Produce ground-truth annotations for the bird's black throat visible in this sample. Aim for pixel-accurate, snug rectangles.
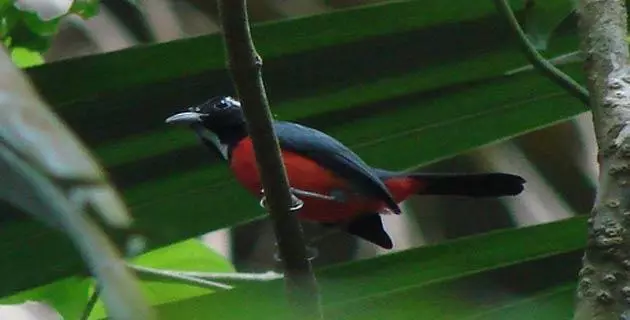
[212,124,248,148]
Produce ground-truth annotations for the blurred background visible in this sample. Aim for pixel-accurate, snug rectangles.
[41,0,595,273]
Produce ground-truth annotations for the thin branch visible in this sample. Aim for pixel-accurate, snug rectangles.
[129,264,233,289]
[135,268,284,282]
[573,1,630,319]
[216,1,323,319]
[504,50,583,76]
[493,0,590,105]
[81,268,278,320]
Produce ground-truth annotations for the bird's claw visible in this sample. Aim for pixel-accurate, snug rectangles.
[258,188,304,211]
[259,187,346,210]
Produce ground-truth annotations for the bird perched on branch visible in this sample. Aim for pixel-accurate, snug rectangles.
[166,96,525,249]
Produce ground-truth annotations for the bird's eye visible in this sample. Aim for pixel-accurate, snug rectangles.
[216,101,230,109]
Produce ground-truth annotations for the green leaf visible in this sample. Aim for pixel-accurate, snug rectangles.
[5,19,53,51]
[2,0,99,51]
[1,0,585,298]
[69,0,100,19]
[20,11,61,36]
[0,5,19,39]
[467,284,574,320]
[154,217,585,319]
[1,5,55,51]
[25,0,529,104]
[524,0,574,50]
[0,277,90,319]
[88,238,234,319]
[11,47,44,67]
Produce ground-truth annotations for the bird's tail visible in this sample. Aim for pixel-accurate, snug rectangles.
[410,173,525,197]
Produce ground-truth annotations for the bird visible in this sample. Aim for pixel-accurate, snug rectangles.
[165,96,526,249]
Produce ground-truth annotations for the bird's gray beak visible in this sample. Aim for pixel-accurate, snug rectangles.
[165,112,203,125]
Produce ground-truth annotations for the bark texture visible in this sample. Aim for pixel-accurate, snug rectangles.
[217,0,323,318]
[574,1,630,319]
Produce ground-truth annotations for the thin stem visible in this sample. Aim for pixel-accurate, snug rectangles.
[160,270,283,281]
[216,0,323,318]
[80,285,101,320]
[494,0,590,105]
[128,262,281,282]
[128,264,233,290]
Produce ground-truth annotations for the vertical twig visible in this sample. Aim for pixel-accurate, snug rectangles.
[573,1,630,319]
[216,1,323,318]
[493,0,590,105]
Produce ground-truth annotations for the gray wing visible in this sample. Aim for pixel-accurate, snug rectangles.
[274,121,400,213]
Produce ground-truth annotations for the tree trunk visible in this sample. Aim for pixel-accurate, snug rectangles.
[574,1,630,319]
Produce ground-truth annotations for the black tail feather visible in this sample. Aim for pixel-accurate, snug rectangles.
[411,173,525,197]
[321,214,393,249]
[345,213,393,249]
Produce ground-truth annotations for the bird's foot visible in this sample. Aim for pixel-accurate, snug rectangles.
[258,187,346,210]
[258,188,304,211]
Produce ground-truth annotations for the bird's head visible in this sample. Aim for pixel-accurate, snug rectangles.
[165,96,245,132]
[165,96,247,159]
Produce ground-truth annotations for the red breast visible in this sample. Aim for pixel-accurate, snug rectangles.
[229,138,422,223]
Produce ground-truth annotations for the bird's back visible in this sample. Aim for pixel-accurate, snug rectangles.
[273,121,400,212]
